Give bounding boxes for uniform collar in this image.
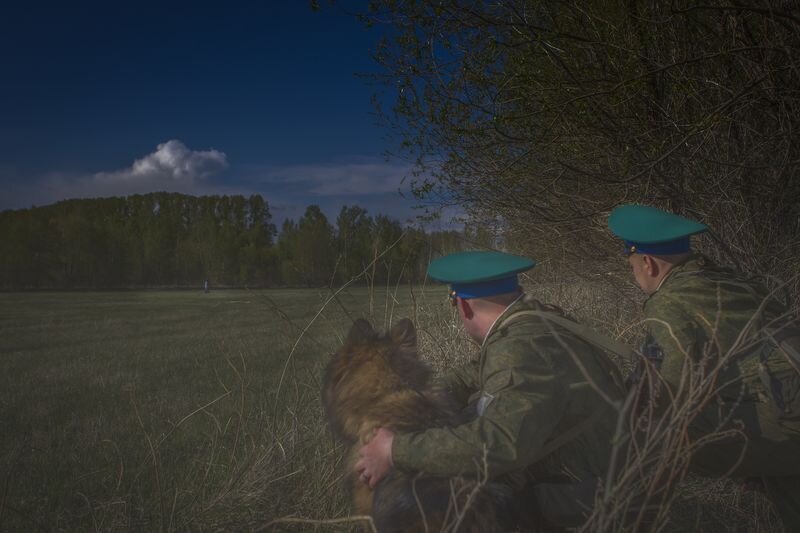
[481,292,525,348]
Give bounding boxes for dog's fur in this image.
[322,318,513,532]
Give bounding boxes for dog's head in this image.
[322,318,432,442]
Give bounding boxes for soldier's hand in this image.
[355,427,394,489]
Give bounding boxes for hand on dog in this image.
[355,427,395,489]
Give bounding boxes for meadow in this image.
[0,287,454,531]
[0,285,782,531]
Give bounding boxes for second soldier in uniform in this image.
[608,204,800,531]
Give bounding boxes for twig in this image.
[257,514,377,532]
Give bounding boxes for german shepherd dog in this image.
[322,318,513,532]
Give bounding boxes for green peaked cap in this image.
[427,251,535,284]
[608,204,708,244]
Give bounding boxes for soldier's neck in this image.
[480,292,525,347]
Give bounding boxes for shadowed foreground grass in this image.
[0,285,782,531]
[0,287,434,531]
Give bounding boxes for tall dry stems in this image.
[578,285,793,533]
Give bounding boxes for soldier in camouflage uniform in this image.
[609,204,800,531]
[356,251,629,530]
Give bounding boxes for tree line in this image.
[0,192,467,289]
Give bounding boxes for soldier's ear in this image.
[643,255,658,277]
[458,298,474,320]
[347,319,374,345]
[389,318,417,349]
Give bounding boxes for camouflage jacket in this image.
[643,254,797,404]
[392,296,626,483]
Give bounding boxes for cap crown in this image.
[427,251,535,284]
[608,204,708,244]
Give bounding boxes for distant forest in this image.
[0,192,468,289]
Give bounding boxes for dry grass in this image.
[0,270,788,532]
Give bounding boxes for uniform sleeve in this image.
[392,335,566,477]
[644,296,702,391]
[436,359,480,407]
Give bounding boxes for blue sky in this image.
[0,1,453,226]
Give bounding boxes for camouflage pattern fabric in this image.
[391,295,626,528]
[642,254,800,529]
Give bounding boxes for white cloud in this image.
[15,140,233,205]
[94,139,227,187]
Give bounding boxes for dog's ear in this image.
[347,319,374,345]
[389,318,417,350]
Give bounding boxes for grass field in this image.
[0,287,453,531]
[0,286,783,532]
